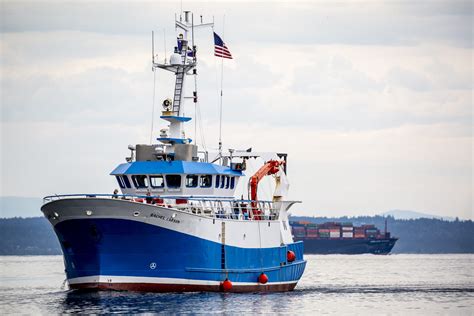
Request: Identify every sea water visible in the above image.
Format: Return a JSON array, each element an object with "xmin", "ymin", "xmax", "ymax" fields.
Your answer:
[{"xmin": 0, "ymin": 255, "xmax": 472, "ymax": 314}]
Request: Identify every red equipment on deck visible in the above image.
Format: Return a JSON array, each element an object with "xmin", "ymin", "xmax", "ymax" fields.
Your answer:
[{"xmin": 249, "ymin": 160, "xmax": 285, "ymax": 219}]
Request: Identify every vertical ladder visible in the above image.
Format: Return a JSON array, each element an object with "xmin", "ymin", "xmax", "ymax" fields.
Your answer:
[
  {"xmin": 221, "ymin": 222, "xmax": 226, "ymax": 269},
  {"xmin": 173, "ymin": 69, "xmax": 185, "ymax": 113},
  {"xmin": 172, "ymin": 40, "xmax": 188, "ymax": 114}
]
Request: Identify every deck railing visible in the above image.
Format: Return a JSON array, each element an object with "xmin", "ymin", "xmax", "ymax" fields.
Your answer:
[{"xmin": 43, "ymin": 194, "xmax": 284, "ymax": 221}]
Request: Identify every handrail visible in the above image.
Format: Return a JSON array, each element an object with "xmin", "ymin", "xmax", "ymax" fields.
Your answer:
[
  {"xmin": 42, "ymin": 193, "xmax": 300, "ymax": 221},
  {"xmin": 42, "ymin": 193, "xmax": 286, "ymax": 204}
]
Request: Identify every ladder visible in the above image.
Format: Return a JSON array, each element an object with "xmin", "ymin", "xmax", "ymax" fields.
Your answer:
[
  {"xmin": 173, "ymin": 69, "xmax": 185, "ymax": 113},
  {"xmin": 221, "ymin": 222, "xmax": 226, "ymax": 269}
]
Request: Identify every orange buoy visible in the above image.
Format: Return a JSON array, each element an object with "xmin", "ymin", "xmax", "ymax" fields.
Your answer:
[
  {"xmin": 258, "ymin": 273, "xmax": 268, "ymax": 284},
  {"xmin": 287, "ymin": 250, "xmax": 296, "ymax": 262},
  {"xmin": 222, "ymin": 278, "xmax": 232, "ymax": 291}
]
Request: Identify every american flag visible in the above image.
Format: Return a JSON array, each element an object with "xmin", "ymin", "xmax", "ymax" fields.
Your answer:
[{"xmin": 213, "ymin": 32, "xmax": 233, "ymax": 59}]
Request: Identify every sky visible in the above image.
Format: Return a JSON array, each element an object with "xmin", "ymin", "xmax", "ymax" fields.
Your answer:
[{"xmin": 0, "ymin": 1, "xmax": 472, "ymax": 219}]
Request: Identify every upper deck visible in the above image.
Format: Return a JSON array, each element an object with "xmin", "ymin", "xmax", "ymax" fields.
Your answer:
[{"xmin": 111, "ymin": 160, "xmax": 243, "ymax": 197}]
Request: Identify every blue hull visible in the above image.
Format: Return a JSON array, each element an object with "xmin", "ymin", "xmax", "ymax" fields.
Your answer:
[{"xmin": 53, "ymin": 218, "xmax": 306, "ymax": 292}]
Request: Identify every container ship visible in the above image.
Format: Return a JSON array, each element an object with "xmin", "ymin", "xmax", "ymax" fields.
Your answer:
[
  {"xmin": 40, "ymin": 10, "xmax": 306, "ymax": 293},
  {"xmin": 290, "ymin": 221, "xmax": 398, "ymax": 254}
]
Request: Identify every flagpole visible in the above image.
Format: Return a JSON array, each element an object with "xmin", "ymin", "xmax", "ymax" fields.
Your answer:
[{"xmin": 218, "ymin": 15, "xmax": 225, "ymax": 159}]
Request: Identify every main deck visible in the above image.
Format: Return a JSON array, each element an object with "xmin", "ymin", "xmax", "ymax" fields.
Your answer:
[{"xmin": 43, "ymin": 194, "xmax": 300, "ymax": 221}]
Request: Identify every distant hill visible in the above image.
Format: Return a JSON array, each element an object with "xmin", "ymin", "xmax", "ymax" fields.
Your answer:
[
  {"xmin": 381, "ymin": 209, "xmax": 455, "ymax": 221},
  {"xmin": 1, "ymin": 216, "xmax": 473, "ymax": 255},
  {"xmin": 0, "ymin": 217, "xmax": 61, "ymax": 255},
  {"xmin": 0, "ymin": 196, "xmax": 43, "ymax": 218}
]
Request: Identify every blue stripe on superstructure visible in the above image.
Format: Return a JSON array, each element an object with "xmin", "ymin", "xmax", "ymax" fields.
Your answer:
[
  {"xmin": 156, "ymin": 137, "xmax": 192, "ymax": 144},
  {"xmin": 160, "ymin": 115, "xmax": 192, "ymax": 122},
  {"xmin": 54, "ymin": 218, "xmax": 305, "ymax": 284},
  {"xmin": 110, "ymin": 161, "xmax": 243, "ymax": 176}
]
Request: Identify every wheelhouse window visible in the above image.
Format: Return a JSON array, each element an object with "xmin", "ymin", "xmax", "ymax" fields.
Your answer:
[
  {"xmin": 122, "ymin": 176, "xmax": 132, "ymax": 188},
  {"xmin": 150, "ymin": 175, "xmax": 164, "ymax": 188},
  {"xmin": 225, "ymin": 176, "xmax": 230, "ymax": 189},
  {"xmin": 221, "ymin": 176, "xmax": 226, "ymax": 189},
  {"xmin": 186, "ymin": 175, "xmax": 198, "ymax": 188},
  {"xmin": 200, "ymin": 175, "xmax": 212, "ymax": 188},
  {"xmin": 215, "ymin": 175, "xmax": 220, "ymax": 188},
  {"xmin": 116, "ymin": 176, "xmax": 125, "ymax": 189},
  {"xmin": 230, "ymin": 177, "xmax": 235, "ymax": 189},
  {"xmin": 166, "ymin": 175, "xmax": 182, "ymax": 188},
  {"xmin": 132, "ymin": 175, "xmax": 149, "ymax": 189}
]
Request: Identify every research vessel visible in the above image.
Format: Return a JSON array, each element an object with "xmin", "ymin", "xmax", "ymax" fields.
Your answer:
[
  {"xmin": 291, "ymin": 221, "xmax": 398, "ymax": 254},
  {"xmin": 41, "ymin": 11, "xmax": 306, "ymax": 292}
]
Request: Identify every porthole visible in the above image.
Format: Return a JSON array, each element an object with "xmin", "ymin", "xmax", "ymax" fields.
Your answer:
[{"xmin": 133, "ymin": 211, "xmax": 140, "ymax": 217}]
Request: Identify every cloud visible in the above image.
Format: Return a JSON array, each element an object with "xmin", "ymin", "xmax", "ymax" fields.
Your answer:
[{"xmin": 0, "ymin": 1, "xmax": 472, "ymax": 219}]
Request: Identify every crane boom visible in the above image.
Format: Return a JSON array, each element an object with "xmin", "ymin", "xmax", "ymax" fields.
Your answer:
[{"xmin": 249, "ymin": 160, "xmax": 285, "ymax": 219}]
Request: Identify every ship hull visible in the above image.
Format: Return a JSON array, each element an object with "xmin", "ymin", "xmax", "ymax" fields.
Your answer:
[
  {"xmin": 42, "ymin": 198, "xmax": 306, "ymax": 292},
  {"xmin": 294, "ymin": 237, "xmax": 397, "ymax": 255},
  {"xmin": 68, "ymin": 276, "xmax": 298, "ymax": 293}
]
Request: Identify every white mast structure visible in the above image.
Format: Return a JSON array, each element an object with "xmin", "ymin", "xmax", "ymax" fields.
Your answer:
[{"xmin": 152, "ymin": 11, "xmax": 213, "ymax": 144}]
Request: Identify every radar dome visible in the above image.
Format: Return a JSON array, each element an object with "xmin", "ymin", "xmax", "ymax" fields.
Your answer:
[{"xmin": 170, "ymin": 53, "xmax": 181, "ymax": 65}]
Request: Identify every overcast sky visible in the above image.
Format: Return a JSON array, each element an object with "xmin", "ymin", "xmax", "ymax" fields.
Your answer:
[{"xmin": 1, "ymin": 1, "xmax": 472, "ymax": 219}]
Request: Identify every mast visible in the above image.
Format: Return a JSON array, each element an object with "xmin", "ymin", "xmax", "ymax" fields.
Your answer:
[{"xmin": 152, "ymin": 11, "xmax": 213, "ymax": 145}]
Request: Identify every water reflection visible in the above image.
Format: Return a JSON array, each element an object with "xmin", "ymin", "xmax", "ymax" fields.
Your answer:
[{"xmin": 53, "ymin": 284, "xmax": 474, "ymax": 314}]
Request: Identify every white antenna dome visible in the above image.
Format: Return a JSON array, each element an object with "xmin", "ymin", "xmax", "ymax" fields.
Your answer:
[{"xmin": 170, "ymin": 53, "xmax": 181, "ymax": 65}]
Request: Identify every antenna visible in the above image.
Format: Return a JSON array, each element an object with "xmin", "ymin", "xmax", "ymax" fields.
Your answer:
[
  {"xmin": 218, "ymin": 15, "xmax": 225, "ymax": 158},
  {"xmin": 163, "ymin": 29, "xmax": 167, "ymax": 64},
  {"xmin": 152, "ymin": 31, "xmax": 155, "ymax": 65},
  {"xmin": 192, "ymin": 13, "xmax": 195, "ymax": 49}
]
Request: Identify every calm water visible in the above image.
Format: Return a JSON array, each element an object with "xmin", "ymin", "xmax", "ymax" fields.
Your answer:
[{"xmin": 0, "ymin": 255, "xmax": 473, "ymax": 314}]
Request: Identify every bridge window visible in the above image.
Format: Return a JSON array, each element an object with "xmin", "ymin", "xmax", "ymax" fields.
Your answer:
[
  {"xmin": 116, "ymin": 176, "xmax": 125, "ymax": 189},
  {"xmin": 220, "ymin": 176, "xmax": 226, "ymax": 189},
  {"xmin": 225, "ymin": 176, "xmax": 230, "ymax": 189},
  {"xmin": 122, "ymin": 176, "xmax": 131, "ymax": 188},
  {"xmin": 215, "ymin": 175, "xmax": 220, "ymax": 188},
  {"xmin": 200, "ymin": 175, "xmax": 212, "ymax": 188},
  {"xmin": 150, "ymin": 175, "xmax": 164, "ymax": 188},
  {"xmin": 166, "ymin": 175, "xmax": 182, "ymax": 188},
  {"xmin": 132, "ymin": 175, "xmax": 149, "ymax": 188},
  {"xmin": 186, "ymin": 175, "xmax": 198, "ymax": 188},
  {"xmin": 230, "ymin": 177, "xmax": 235, "ymax": 189}
]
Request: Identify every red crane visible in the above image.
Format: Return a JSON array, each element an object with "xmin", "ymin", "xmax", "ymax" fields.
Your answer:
[{"xmin": 249, "ymin": 160, "xmax": 285, "ymax": 219}]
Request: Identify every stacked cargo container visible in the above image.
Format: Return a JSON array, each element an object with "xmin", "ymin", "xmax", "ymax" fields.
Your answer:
[
  {"xmin": 318, "ymin": 228, "xmax": 330, "ymax": 238},
  {"xmin": 341, "ymin": 224, "xmax": 353, "ymax": 238},
  {"xmin": 290, "ymin": 221, "xmax": 387, "ymax": 240},
  {"xmin": 353, "ymin": 226, "xmax": 366, "ymax": 238}
]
